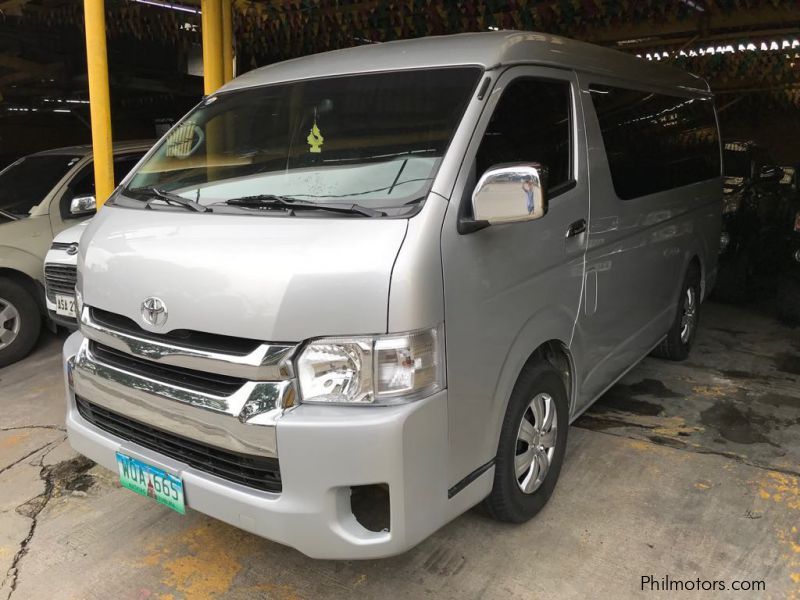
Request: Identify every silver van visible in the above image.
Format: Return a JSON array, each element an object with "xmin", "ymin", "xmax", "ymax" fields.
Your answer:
[{"xmin": 63, "ymin": 32, "xmax": 722, "ymax": 559}]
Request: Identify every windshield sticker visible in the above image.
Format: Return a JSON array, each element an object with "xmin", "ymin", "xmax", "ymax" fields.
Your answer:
[{"xmin": 307, "ymin": 113, "xmax": 324, "ymax": 153}]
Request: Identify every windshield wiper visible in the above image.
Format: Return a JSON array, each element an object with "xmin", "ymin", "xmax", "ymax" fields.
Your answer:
[
  {"xmin": 128, "ymin": 187, "xmax": 209, "ymax": 213},
  {"xmin": 0, "ymin": 209, "xmax": 20, "ymax": 221},
  {"xmin": 223, "ymin": 195, "xmax": 385, "ymax": 217}
]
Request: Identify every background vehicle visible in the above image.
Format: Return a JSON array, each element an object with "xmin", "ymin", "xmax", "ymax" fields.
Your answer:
[
  {"xmin": 715, "ymin": 140, "xmax": 784, "ymax": 302},
  {"xmin": 775, "ymin": 165, "xmax": 800, "ymax": 324},
  {"xmin": 0, "ymin": 142, "xmax": 150, "ymax": 367},
  {"xmin": 44, "ymin": 221, "xmax": 89, "ymax": 328}
]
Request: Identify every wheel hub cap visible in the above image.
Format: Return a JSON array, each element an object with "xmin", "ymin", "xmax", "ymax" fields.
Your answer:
[
  {"xmin": 0, "ymin": 297, "xmax": 21, "ymax": 351},
  {"xmin": 680, "ymin": 286, "xmax": 697, "ymax": 343},
  {"xmin": 514, "ymin": 392, "xmax": 558, "ymax": 494}
]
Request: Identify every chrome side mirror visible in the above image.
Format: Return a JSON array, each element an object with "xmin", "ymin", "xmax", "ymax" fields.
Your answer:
[
  {"xmin": 70, "ymin": 195, "xmax": 96, "ymax": 216},
  {"xmin": 472, "ymin": 163, "xmax": 548, "ymax": 225}
]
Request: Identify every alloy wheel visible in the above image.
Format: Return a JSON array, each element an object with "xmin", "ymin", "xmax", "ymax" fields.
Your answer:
[
  {"xmin": 514, "ymin": 392, "xmax": 558, "ymax": 494},
  {"xmin": 680, "ymin": 286, "xmax": 697, "ymax": 343},
  {"xmin": 0, "ymin": 297, "xmax": 21, "ymax": 351}
]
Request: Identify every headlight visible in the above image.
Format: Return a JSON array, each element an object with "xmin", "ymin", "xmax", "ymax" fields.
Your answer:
[
  {"xmin": 296, "ymin": 326, "xmax": 443, "ymax": 405},
  {"xmin": 722, "ymin": 195, "xmax": 742, "ymax": 215},
  {"xmin": 719, "ymin": 232, "xmax": 730, "ymax": 253},
  {"xmin": 74, "ymin": 286, "xmax": 84, "ymax": 317}
]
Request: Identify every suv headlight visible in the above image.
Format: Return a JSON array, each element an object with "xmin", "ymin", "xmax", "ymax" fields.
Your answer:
[
  {"xmin": 296, "ymin": 326, "xmax": 444, "ymax": 405},
  {"xmin": 722, "ymin": 194, "xmax": 742, "ymax": 215}
]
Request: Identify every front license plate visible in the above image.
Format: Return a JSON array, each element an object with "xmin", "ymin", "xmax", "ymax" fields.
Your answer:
[
  {"xmin": 55, "ymin": 294, "xmax": 76, "ymax": 318},
  {"xmin": 116, "ymin": 452, "xmax": 185, "ymax": 514}
]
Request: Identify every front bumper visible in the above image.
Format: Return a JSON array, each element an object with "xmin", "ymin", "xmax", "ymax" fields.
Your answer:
[{"xmin": 63, "ymin": 331, "xmax": 461, "ymax": 559}]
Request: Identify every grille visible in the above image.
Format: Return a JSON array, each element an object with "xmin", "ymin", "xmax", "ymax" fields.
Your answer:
[
  {"xmin": 76, "ymin": 396, "xmax": 282, "ymax": 493},
  {"xmin": 90, "ymin": 307, "xmax": 262, "ymax": 356},
  {"xmin": 90, "ymin": 341, "xmax": 246, "ymax": 396},
  {"xmin": 44, "ymin": 264, "xmax": 77, "ymax": 302}
]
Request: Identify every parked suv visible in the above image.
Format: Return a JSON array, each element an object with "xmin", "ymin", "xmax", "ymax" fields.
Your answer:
[
  {"xmin": 64, "ymin": 32, "xmax": 721, "ymax": 558},
  {"xmin": 0, "ymin": 142, "xmax": 150, "ymax": 367}
]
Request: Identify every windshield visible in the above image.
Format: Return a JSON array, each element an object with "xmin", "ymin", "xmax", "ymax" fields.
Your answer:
[
  {"xmin": 0, "ymin": 154, "xmax": 81, "ymax": 215},
  {"xmin": 122, "ymin": 67, "xmax": 481, "ymax": 214}
]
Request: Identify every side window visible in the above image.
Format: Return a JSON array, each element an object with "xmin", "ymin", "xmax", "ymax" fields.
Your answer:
[
  {"xmin": 476, "ymin": 78, "xmax": 572, "ymax": 189},
  {"xmin": 70, "ymin": 165, "xmax": 95, "ymax": 198},
  {"xmin": 589, "ymin": 86, "xmax": 720, "ymax": 200},
  {"xmin": 113, "ymin": 155, "xmax": 143, "ymax": 185},
  {"xmin": 60, "ymin": 153, "xmax": 144, "ymax": 218}
]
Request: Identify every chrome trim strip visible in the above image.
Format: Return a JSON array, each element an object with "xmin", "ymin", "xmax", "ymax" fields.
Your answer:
[
  {"xmin": 73, "ymin": 338, "xmax": 289, "ymax": 457},
  {"xmin": 79, "ymin": 306, "xmax": 296, "ymax": 380}
]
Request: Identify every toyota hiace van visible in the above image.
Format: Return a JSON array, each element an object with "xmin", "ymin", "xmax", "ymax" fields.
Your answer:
[{"xmin": 64, "ymin": 32, "xmax": 722, "ymax": 558}]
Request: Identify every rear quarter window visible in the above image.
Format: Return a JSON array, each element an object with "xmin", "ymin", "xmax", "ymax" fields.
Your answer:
[{"xmin": 589, "ymin": 85, "xmax": 720, "ymax": 200}]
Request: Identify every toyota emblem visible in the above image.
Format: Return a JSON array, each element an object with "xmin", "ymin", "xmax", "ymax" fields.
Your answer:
[{"xmin": 141, "ymin": 297, "xmax": 168, "ymax": 327}]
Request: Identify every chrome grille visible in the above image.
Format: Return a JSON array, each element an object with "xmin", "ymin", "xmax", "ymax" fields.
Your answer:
[
  {"xmin": 44, "ymin": 264, "xmax": 77, "ymax": 302},
  {"xmin": 72, "ymin": 306, "xmax": 298, "ymax": 462}
]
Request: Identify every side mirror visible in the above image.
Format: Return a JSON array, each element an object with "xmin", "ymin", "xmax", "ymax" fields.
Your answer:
[
  {"xmin": 759, "ymin": 165, "xmax": 783, "ymax": 182},
  {"xmin": 472, "ymin": 163, "xmax": 548, "ymax": 226},
  {"xmin": 70, "ymin": 195, "xmax": 96, "ymax": 216}
]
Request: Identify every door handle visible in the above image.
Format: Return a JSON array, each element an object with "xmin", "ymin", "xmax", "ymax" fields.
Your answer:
[{"xmin": 566, "ymin": 218, "xmax": 587, "ymax": 238}]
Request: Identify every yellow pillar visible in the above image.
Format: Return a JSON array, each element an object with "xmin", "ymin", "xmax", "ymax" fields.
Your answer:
[
  {"xmin": 201, "ymin": 0, "xmax": 224, "ymax": 94},
  {"xmin": 222, "ymin": 0, "xmax": 234, "ymax": 83},
  {"xmin": 83, "ymin": 0, "xmax": 114, "ymax": 207}
]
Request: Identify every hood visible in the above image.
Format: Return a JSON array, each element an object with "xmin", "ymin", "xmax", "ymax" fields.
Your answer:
[
  {"xmin": 79, "ymin": 206, "xmax": 408, "ymax": 342},
  {"xmin": 54, "ymin": 220, "xmax": 90, "ymax": 245}
]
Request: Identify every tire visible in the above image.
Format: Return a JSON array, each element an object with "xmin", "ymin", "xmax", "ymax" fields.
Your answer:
[
  {"xmin": 482, "ymin": 361, "xmax": 569, "ymax": 523},
  {"xmin": 0, "ymin": 278, "xmax": 42, "ymax": 368},
  {"xmin": 776, "ymin": 277, "xmax": 800, "ymax": 326},
  {"xmin": 651, "ymin": 263, "xmax": 701, "ymax": 361}
]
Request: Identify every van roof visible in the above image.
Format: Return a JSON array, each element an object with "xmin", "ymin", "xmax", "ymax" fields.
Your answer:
[{"xmin": 221, "ymin": 31, "xmax": 709, "ymax": 95}]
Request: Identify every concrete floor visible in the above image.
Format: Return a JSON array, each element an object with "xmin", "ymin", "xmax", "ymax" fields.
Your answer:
[{"xmin": 0, "ymin": 302, "xmax": 798, "ymax": 600}]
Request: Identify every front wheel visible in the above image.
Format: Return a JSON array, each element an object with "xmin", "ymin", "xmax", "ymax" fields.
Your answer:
[
  {"xmin": 651, "ymin": 263, "xmax": 701, "ymax": 361},
  {"xmin": 483, "ymin": 362, "xmax": 569, "ymax": 523},
  {"xmin": 0, "ymin": 278, "xmax": 42, "ymax": 368}
]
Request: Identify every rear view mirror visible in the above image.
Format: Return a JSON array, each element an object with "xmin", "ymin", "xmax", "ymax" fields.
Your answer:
[
  {"xmin": 70, "ymin": 195, "xmax": 96, "ymax": 216},
  {"xmin": 471, "ymin": 163, "xmax": 548, "ymax": 225}
]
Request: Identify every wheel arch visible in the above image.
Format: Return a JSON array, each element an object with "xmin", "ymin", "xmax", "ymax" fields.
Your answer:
[
  {"xmin": 489, "ymin": 316, "xmax": 577, "ymax": 462},
  {"xmin": 0, "ymin": 267, "xmax": 46, "ymax": 315}
]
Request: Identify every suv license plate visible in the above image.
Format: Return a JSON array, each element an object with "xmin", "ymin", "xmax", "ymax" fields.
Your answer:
[
  {"xmin": 55, "ymin": 294, "xmax": 76, "ymax": 318},
  {"xmin": 116, "ymin": 452, "xmax": 185, "ymax": 514}
]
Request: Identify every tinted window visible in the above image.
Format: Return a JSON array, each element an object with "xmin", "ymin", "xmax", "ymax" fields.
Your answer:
[
  {"xmin": 590, "ymin": 86, "xmax": 720, "ymax": 200},
  {"xmin": 476, "ymin": 78, "xmax": 572, "ymax": 188},
  {"xmin": 0, "ymin": 155, "xmax": 81, "ymax": 215}
]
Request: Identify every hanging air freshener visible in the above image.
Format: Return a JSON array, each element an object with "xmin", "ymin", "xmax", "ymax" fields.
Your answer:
[{"xmin": 307, "ymin": 107, "xmax": 324, "ymax": 153}]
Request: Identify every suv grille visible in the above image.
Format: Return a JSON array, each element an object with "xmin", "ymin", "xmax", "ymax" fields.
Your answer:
[
  {"xmin": 90, "ymin": 341, "xmax": 246, "ymax": 396},
  {"xmin": 44, "ymin": 264, "xmax": 77, "ymax": 302},
  {"xmin": 76, "ymin": 396, "xmax": 282, "ymax": 493}
]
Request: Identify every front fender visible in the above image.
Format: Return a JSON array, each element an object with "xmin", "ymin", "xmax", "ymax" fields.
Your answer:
[
  {"xmin": 487, "ymin": 305, "xmax": 575, "ymax": 451},
  {"xmin": 0, "ymin": 246, "xmax": 45, "ymax": 284}
]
